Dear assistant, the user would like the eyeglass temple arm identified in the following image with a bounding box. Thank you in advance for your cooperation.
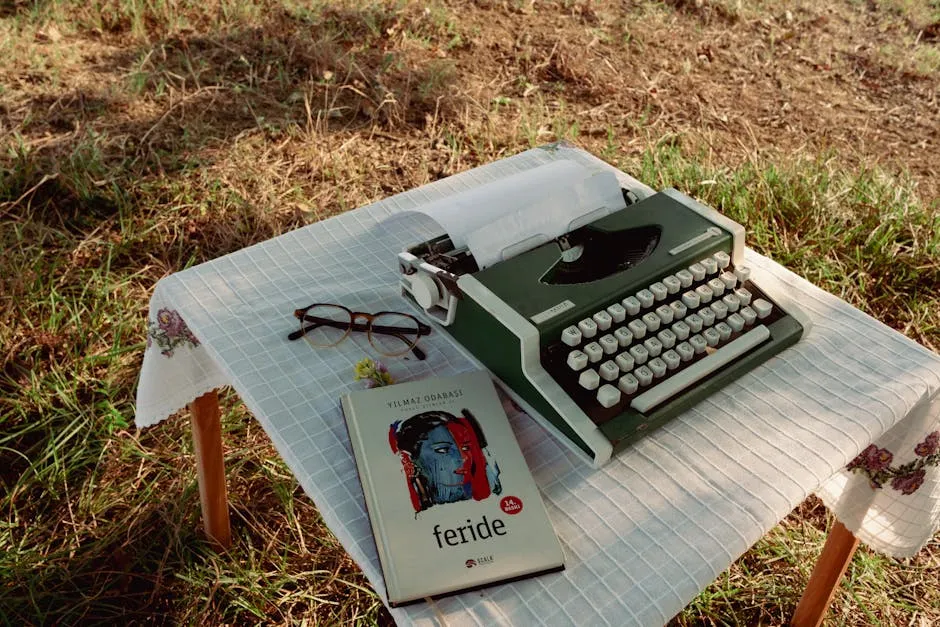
[289,316,428,360]
[294,314,428,336]
[287,316,354,341]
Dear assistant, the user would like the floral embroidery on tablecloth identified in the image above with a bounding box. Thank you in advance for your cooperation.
[147,308,200,357]
[846,431,939,495]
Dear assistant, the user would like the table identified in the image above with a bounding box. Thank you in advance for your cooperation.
[136,143,940,626]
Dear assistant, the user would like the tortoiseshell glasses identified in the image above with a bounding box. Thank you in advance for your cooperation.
[287,303,431,360]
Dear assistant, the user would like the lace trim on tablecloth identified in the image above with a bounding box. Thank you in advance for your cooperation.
[136,377,231,428]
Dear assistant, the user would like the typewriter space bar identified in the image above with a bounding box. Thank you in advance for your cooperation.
[630,325,771,413]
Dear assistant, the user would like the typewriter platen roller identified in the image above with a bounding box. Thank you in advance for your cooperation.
[398,188,812,467]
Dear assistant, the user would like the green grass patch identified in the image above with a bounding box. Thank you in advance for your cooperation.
[624,140,940,351]
[3,134,938,623]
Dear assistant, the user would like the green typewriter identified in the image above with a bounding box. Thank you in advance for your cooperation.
[397,186,811,467]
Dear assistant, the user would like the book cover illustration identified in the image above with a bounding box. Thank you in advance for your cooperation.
[341,370,564,606]
[388,408,501,512]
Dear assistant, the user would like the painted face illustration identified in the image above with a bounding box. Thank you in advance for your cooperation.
[416,423,474,503]
[389,409,502,512]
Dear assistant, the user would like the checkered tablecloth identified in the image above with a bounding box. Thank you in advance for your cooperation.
[136,144,940,626]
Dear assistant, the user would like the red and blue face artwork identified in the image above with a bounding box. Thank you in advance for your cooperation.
[388,409,502,512]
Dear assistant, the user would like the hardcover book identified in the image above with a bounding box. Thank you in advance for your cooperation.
[340,370,565,606]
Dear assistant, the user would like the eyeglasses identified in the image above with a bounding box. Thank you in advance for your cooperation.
[287,303,432,360]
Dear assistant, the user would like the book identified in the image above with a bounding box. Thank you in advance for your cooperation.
[340,369,565,606]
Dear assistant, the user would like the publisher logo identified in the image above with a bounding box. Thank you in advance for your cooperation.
[466,556,493,568]
[499,496,523,515]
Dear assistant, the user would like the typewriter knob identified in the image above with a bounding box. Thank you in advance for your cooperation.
[409,273,440,309]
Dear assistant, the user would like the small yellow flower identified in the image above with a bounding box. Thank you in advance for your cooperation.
[353,358,395,388]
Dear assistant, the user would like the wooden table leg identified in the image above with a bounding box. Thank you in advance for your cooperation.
[189,390,232,549]
[791,520,860,627]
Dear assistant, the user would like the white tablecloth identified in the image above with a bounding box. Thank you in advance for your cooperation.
[136,144,940,626]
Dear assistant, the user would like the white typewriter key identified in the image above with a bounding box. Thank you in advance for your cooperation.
[690,334,708,353]
[734,266,751,283]
[707,277,726,297]
[701,257,719,275]
[670,301,687,320]
[676,342,694,362]
[614,327,633,347]
[695,284,714,304]
[615,352,635,372]
[579,369,600,391]
[719,272,737,290]
[648,358,667,378]
[628,319,647,339]
[676,269,694,288]
[561,325,582,347]
[663,276,682,294]
[583,342,604,363]
[699,307,716,327]
[710,301,728,320]
[655,304,674,325]
[727,313,746,332]
[629,344,649,365]
[650,282,668,302]
[596,384,621,408]
[578,318,598,338]
[681,290,700,309]
[689,263,706,281]
[622,296,642,316]
[657,329,677,349]
[714,251,731,269]
[715,322,733,341]
[740,306,757,326]
[703,328,721,347]
[599,360,620,381]
[685,313,704,333]
[722,293,740,312]
[734,287,752,307]
[672,320,691,341]
[643,337,663,358]
[567,350,588,371]
[599,334,619,354]
[607,303,627,323]
[636,289,655,308]
[642,312,661,333]
[634,366,654,386]
[662,350,681,370]
[753,298,773,319]
[618,373,639,395]
[593,310,612,331]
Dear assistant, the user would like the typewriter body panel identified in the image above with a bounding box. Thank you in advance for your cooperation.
[398,188,810,467]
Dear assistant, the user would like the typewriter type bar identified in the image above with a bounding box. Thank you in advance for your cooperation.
[399,188,811,467]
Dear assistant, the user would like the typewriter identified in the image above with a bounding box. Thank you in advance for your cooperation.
[397,185,811,467]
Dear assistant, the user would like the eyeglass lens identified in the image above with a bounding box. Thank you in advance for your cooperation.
[368,312,421,356]
[297,305,424,357]
[298,305,352,347]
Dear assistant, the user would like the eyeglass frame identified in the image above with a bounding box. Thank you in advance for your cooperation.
[287,303,432,360]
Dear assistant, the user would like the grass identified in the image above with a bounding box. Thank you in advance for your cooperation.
[2,0,939,624]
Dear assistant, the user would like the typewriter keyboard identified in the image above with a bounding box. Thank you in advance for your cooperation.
[543,251,787,425]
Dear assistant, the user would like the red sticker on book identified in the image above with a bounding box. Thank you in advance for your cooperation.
[500,496,523,515]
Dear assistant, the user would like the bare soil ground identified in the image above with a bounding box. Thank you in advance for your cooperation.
[3,1,939,205]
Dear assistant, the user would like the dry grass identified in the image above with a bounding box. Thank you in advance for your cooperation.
[2,0,939,624]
